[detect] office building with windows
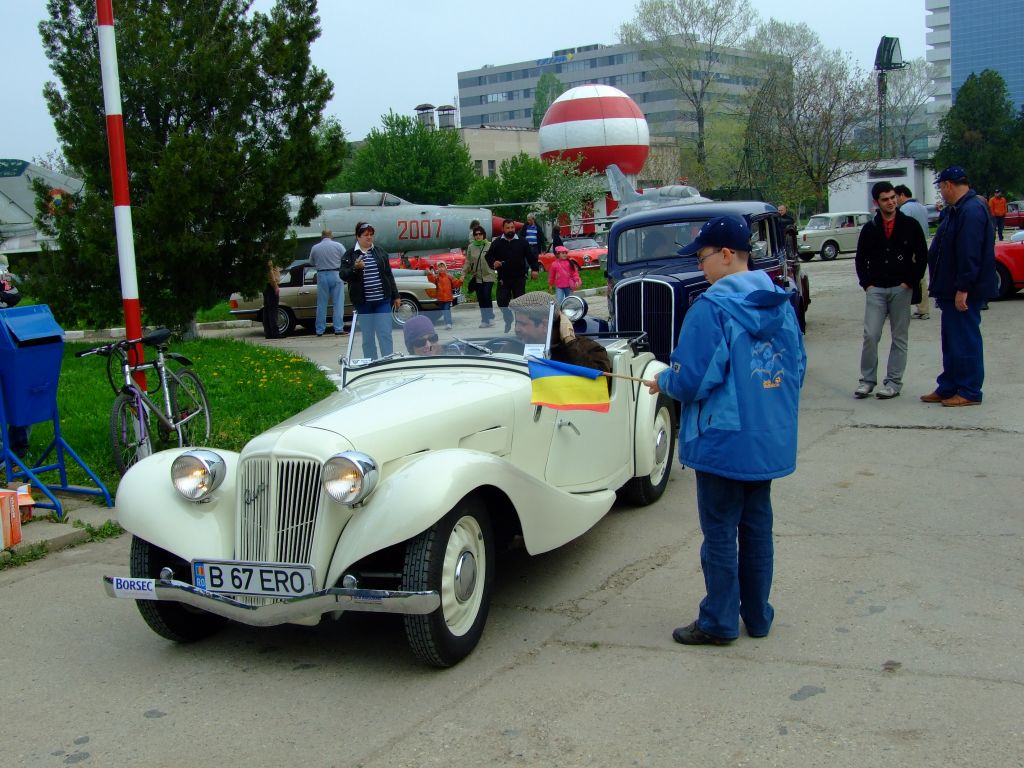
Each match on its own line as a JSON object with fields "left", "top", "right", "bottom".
{"left": 927, "top": 0, "right": 1024, "bottom": 147}
{"left": 457, "top": 40, "right": 766, "bottom": 141}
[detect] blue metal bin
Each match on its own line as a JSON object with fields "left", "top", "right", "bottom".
{"left": 0, "top": 305, "right": 64, "bottom": 427}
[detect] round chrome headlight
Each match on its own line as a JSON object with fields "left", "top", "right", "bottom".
{"left": 560, "top": 294, "right": 589, "bottom": 322}
{"left": 171, "top": 450, "right": 226, "bottom": 502}
{"left": 322, "top": 451, "right": 378, "bottom": 505}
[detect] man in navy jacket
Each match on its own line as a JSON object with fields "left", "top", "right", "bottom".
{"left": 923, "top": 167, "right": 997, "bottom": 406}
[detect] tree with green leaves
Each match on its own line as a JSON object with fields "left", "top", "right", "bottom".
{"left": 338, "top": 112, "right": 475, "bottom": 205}
{"left": 933, "top": 69, "right": 1024, "bottom": 195}
{"left": 31, "top": 0, "right": 346, "bottom": 333}
{"left": 460, "top": 153, "right": 605, "bottom": 224}
{"left": 743, "top": 20, "right": 876, "bottom": 211}
{"left": 619, "top": 0, "right": 757, "bottom": 172}
{"left": 532, "top": 73, "right": 565, "bottom": 128}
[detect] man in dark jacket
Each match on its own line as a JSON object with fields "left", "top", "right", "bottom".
{"left": 853, "top": 181, "right": 928, "bottom": 400}
{"left": 488, "top": 218, "right": 539, "bottom": 332}
{"left": 339, "top": 222, "right": 401, "bottom": 359}
{"left": 922, "top": 166, "right": 998, "bottom": 406}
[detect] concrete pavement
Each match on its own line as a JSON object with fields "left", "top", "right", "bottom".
{"left": 1, "top": 260, "right": 1022, "bottom": 765}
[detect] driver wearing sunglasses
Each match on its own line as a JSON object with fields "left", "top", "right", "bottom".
{"left": 402, "top": 315, "right": 442, "bottom": 356}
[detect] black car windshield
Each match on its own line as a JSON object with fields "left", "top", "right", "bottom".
{"left": 614, "top": 221, "right": 707, "bottom": 266}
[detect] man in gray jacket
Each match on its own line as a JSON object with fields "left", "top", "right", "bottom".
{"left": 894, "top": 185, "right": 931, "bottom": 320}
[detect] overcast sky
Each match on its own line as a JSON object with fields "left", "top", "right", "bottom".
{"left": 3, "top": 0, "right": 928, "bottom": 163}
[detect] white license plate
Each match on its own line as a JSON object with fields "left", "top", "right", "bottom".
{"left": 192, "top": 560, "right": 315, "bottom": 598}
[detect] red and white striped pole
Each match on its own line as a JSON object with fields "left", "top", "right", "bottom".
{"left": 95, "top": 0, "right": 145, "bottom": 383}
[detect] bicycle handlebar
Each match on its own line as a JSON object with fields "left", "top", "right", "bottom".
{"left": 74, "top": 327, "right": 173, "bottom": 358}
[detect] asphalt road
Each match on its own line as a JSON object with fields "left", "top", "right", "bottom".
{"left": 2, "top": 260, "right": 1022, "bottom": 767}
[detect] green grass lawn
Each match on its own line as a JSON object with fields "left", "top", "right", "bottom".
{"left": 8, "top": 338, "right": 336, "bottom": 498}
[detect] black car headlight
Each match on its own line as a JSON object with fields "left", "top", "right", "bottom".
{"left": 322, "top": 451, "right": 379, "bottom": 505}
{"left": 171, "top": 450, "right": 226, "bottom": 502}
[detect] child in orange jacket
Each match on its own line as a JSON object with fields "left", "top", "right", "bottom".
{"left": 426, "top": 262, "right": 463, "bottom": 329}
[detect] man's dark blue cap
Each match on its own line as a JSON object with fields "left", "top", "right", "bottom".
{"left": 935, "top": 166, "right": 968, "bottom": 185}
{"left": 678, "top": 215, "right": 752, "bottom": 256}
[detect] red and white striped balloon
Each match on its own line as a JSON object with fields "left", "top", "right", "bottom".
{"left": 539, "top": 84, "right": 650, "bottom": 174}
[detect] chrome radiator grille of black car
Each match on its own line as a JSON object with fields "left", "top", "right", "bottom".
{"left": 614, "top": 279, "right": 677, "bottom": 362}
{"left": 238, "top": 457, "right": 321, "bottom": 565}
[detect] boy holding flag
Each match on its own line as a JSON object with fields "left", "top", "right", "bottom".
{"left": 646, "top": 216, "right": 806, "bottom": 646}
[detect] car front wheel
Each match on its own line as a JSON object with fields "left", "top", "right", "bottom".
{"left": 129, "top": 536, "right": 227, "bottom": 643}
{"left": 798, "top": 252, "right": 814, "bottom": 262}
{"left": 995, "top": 263, "right": 1014, "bottom": 299}
{"left": 402, "top": 498, "right": 494, "bottom": 667}
{"left": 619, "top": 395, "right": 675, "bottom": 506}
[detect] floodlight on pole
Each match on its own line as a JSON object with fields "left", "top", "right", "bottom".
{"left": 875, "top": 36, "right": 906, "bottom": 157}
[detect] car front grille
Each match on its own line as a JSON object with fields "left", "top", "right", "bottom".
{"left": 614, "top": 278, "right": 677, "bottom": 362}
{"left": 238, "top": 457, "right": 321, "bottom": 565}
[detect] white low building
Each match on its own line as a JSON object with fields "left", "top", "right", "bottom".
{"left": 828, "top": 159, "right": 938, "bottom": 212}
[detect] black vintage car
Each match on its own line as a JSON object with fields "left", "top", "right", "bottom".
{"left": 605, "top": 201, "right": 810, "bottom": 363}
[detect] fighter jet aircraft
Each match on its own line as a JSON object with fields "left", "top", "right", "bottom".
{"left": 287, "top": 191, "right": 501, "bottom": 256}
{"left": 605, "top": 163, "right": 711, "bottom": 219}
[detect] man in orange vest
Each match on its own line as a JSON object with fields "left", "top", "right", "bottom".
{"left": 989, "top": 190, "right": 1008, "bottom": 241}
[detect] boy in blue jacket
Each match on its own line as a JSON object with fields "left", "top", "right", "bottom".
{"left": 647, "top": 215, "right": 806, "bottom": 645}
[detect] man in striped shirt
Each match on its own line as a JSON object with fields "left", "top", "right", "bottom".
{"left": 340, "top": 222, "right": 401, "bottom": 358}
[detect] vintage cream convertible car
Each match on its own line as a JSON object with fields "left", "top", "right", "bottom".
{"left": 104, "top": 304, "right": 674, "bottom": 666}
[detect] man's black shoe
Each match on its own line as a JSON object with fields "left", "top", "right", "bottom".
{"left": 672, "top": 621, "right": 733, "bottom": 646}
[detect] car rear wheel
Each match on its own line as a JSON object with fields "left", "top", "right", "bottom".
{"left": 402, "top": 499, "right": 494, "bottom": 667}
{"left": 995, "top": 263, "right": 1015, "bottom": 299}
{"left": 274, "top": 306, "right": 296, "bottom": 337}
{"left": 129, "top": 536, "right": 228, "bottom": 643}
{"left": 619, "top": 395, "right": 675, "bottom": 506}
{"left": 393, "top": 295, "right": 420, "bottom": 327}
{"left": 820, "top": 241, "right": 839, "bottom": 261}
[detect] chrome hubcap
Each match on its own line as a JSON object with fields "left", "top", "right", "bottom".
{"left": 453, "top": 551, "right": 477, "bottom": 603}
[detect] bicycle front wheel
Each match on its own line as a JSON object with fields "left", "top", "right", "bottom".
{"left": 110, "top": 392, "right": 154, "bottom": 476}
{"left": 169, "top": 369, "right": 212, "bottom": 447}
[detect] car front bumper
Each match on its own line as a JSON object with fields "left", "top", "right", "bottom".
{"left": 103, "top": 575, "right": 440, "bottom": 626}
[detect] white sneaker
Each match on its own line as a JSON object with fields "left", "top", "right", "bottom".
{"left": 854, "top": 383, "right": 873, "bottom": 399}
{"left": 875, "top": 385, "right": 900, "bottom": 399}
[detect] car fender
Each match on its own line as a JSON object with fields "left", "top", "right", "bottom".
{"left": 324, "top": 448, "right": 616, "bottom": 585}
{"left": 631, "top": 358, "right": 670, "bottom": 476}
{"left": 115, "top": 448, "right": 241, "bottom": 563}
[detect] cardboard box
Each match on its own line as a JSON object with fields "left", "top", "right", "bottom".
{"left": 7, "top": 482, "right": 33, "bottom": 523}
{"left": 0, "top": 489, "right": 21, "bottom": 549}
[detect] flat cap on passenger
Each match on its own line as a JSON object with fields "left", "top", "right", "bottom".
{"left": 509, "top": 291, "right": 557, "bottom": 309}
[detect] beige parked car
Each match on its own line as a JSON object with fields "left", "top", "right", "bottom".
{"left": 229, "top": 259, "right": 462, "bottom": 337}
{"left": 797, "top": 211, "right": 872, "bottom": 261}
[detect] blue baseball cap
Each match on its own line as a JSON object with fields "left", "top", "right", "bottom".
{"left": 678, "top": 215, "right": 752, "bottom": 257}
{"left": 935, "top": 166, "right": 968, "bottom": 185}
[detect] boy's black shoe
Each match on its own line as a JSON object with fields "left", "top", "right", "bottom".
{"left": 672, "top": 621, "right": 733, "bottom": 646}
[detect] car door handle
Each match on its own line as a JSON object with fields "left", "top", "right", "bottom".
{"left": 557, "top": 418, "right": 581, "bottom": 436}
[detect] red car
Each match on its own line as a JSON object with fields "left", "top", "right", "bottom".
{"left": 994, "top": 238, "right": 1024, "bottom": 298}
{"left": 537, "top": 237, "right": 606, "bottom": 272}
{"left": 389, "top": 249, "right": 466, "bottom": 271}
{"left": 1004, "top": 201, "right": 1024, "bottom": 229}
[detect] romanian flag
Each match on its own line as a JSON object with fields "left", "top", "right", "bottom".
{"left": 527, "top": 357, "right": 610, "bottom": 412}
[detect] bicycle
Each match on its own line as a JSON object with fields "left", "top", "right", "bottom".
{"left": 76, "top": 328, "right": 212, "bottom": 476}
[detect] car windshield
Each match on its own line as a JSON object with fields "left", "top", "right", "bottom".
{"left": 564, "top": 238, "right": 601, "bottom": 250}
{"left": 340, "top": 301, "right": 584, "bottom": 375}
{"left": 805, "top": 216, "right": 830, "bottom": 230}
{"left": 613, "top": 221, "right": 709, "bottom": 266}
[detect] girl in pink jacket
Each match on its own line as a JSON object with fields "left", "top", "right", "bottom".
{"left": 547, "top": 247, "right": 581, "bottom": 303}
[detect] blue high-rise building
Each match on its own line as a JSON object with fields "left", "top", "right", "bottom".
{"left": 928, "top": 0, "right": 1024, "bottom": 112}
